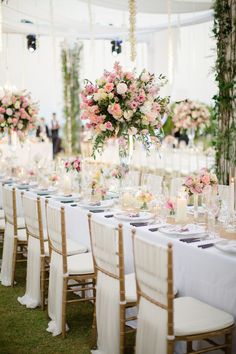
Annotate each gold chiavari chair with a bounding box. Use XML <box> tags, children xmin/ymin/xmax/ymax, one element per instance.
<box><xmin>1</xmin><ymin>186</ymin><xmax>27</xmax><ymax>286</ymax></box>
<box><xmin>21</xmin><ymin>194</ymin><xmax>50</xmax><ymax>309</ymax></box>
<box><xmin>46</xmin><ymin>202</ymin><xmax>95</xmax><ymax>337</ymax></box>
<box><xmin>88</xmin><ymin>215</ymin><xmax>137</xmax><ymax>354</ymax></box>
<box><xmin>132</xmin><ymin>232</ymin><xmax>235</xmax><ymax>354</ymax></box>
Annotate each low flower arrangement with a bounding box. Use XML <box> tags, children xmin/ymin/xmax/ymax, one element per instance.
<box><xmin>111</xmin><ymin>164</ymin><xmax>129</xmax><ymax>179</ymax></box>
<box><xmin>136</xmin><ymin>191</ymin><xmax>153</xmax><ymax>210</ymax></box>
<box><xmin>65</xmin><ymin>158</ymin><xmax>81</xmax><ymax>173</ymax></box>
<box><xmin>81</xmin><ymin>62</ymin><xmax>169</xmax><ymax>157</ymax></box>
<box><xmin>166</xmin><ymin>198</ymin><xmax>175</xmax><ymax>215</ymax></box>
<box><xmin>0</xmin><ymin>87</ymin><xmax>38</xmax><ymax>138</ymax></box>
<box><xmin>183</xmin><ymin>168</ymin><xmax>218</xmax><ymax>196</ymax></box>
<box><xmin>91</xmin><ymin>180</ymin><xmax>107</xmax><ymax>201</ymax></box>
<box><xmin>172</xmin><ymin>99</ymin><xmax>210</xmax><ymax>131</ymax></box>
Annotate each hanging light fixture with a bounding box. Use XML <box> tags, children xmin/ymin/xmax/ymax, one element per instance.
<box><xmin>111</xmin><ymin>40</ymin><xmax>122</xmax><ymax>56</ymax></box>
<box><xmin>26</xmin><ymin>34</ymin><xmax>37</xmax><ymax>52</ymax></box>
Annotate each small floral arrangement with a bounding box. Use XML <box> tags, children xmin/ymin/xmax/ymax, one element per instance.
<box><xmin>81</xmin><ymin>62</ymin><xmax>169</xmax><ymax>157</ymax></box>
<box><xmin>166</xmin><ymin>199</ymin><xmax>175</xmax><ymax>215</ymax></box>
<box><xmin>111</xmin><ymin>164</ymin><xmax>129</xmax><ymax>179</ymax></box>
<box><xmin>65</xmin><ymin>158</ymin><xmax>81</xmax><ymax>173</ymax></box>
<box><xmin>49</xmin><ymin>174</ymin><xmax>60</xmax><ymax>183</ymax></box>
<box><xmin>0</xmin><ymin>87</ymin><xmax>38</xmax><ymax>139</ymax></box>
<box><xmin>172</xmin><ymin>99</ymin><xmax>210</xmax><ymax>131</ymax></box>
<box><xmin>136</xmin><ymin>191</ymin><xmax>153</xmax><ymax>210</ymax></box>
<box><xmin>91</xmin><ymin>180</ymin><xmax>107</xmax><ymax>200</ymax></box>
<box><xmin>183</xmin><ymin>168</ymin><xmax>218</xmax><ymax>196</ymax></box>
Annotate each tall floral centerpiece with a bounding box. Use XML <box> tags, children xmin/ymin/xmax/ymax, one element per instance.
<box><xmin>172</xmin><ymin>99</ymin><xmax>210</xmax><ymax>147</ymax></box>
<box><xmin>81</xmin><ymin>62</ymin><xmax>169</xmax><ymax>159</ymax></box>
<box><xmin>0</xmin><ymin>87</ymin><xmax>38</xmax><ymax>142</ymax></box>
<box><xmin>64</xmin><ymin>157</ymin><xmax>81</xmax><ymax>193</ymax></box>
<box><xmin>183</xmin><ymin>168</ymin><xmax>218</xmax><ymax>220</ymax></box>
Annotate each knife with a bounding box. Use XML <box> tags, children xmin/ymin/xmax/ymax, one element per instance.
<box><xmin>198</xmin><ymin>243</ymin><xmax>214</xmax><ymax>249</ymax></box>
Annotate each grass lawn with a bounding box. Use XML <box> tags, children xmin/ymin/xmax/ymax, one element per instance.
<box><xmin>0</xmin><ymin>258</ymin><xmax>135</xmax><ymax>354</ymax></box>
<box><xmin>0</xmin><ymin>259</ymin><xmax>95</xmax><ymax>354</ymax></box>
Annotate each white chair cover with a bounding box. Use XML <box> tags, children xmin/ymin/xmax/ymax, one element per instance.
<box><xmin>46</xmin><ymin>203</ymin><xmax>65</xmax><ymax>336</ymax></box>
<box><xmin>0</xmin><ymin>186</ymin><xmax>25</xmax><ymax>286</ymax></box>
<box><xmin>18</xmin><ymin>194</ymin><xmax>45</xmax><ymax>308</ymax></box>
<box><xmin>133</xmin><ymin>236</ymin><xmax>169</xmax><ymax>354</ymax></box>
<box><xmin>90</xmin><ymin>219</ymin><xmax>120</xmax><ymax>354</ymax></box>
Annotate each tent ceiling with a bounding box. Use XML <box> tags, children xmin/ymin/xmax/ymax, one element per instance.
<box><xmin>79</xmin><ymin>0</ymin><xmax>213</xmax><ymax>14</ymax></box>
<box><xmin>1</xmin><ymin>0</ymin><xmax>213</xmax><ymax>40</ymax></box>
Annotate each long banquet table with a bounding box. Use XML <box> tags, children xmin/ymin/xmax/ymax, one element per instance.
<box><xmin>2</xmin><ymin>184</ymin><xmax>236</xmax><ymax>352</ymax></box>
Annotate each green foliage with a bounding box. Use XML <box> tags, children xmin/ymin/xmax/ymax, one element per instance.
<box><xmin>61</xmin><ymin>42</ymin><xmax>83</xmax><ymax>153</ymax></box>
<box><xmin>213</xmin><ymin>0</ymin><xmax>236</xmax><ymax>183</ymax></box>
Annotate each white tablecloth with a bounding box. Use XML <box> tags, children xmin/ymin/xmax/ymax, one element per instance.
<box><xmin>1</xmin><ymin>186</ymin><xmax>235</xmax><ymax>350</ymax></box>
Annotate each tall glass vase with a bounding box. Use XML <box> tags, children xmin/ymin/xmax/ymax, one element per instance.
<box><xmin>188</xmin><ymin>127</ymin><xmax>195</xmax><ymax>148</ymax></box>
<box><xmin>118</xmin><ymin>135</ymin><xmax>134</xmax><ymax>191</ymax></box>
<box><xmin>194</xmin><ymin>193</ymin><xmax>199</xmax><ymax>222</ymax></box>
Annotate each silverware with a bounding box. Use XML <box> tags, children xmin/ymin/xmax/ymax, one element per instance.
<box><xmin>198</xmin><ymin>243</ymin><xmax>214</xmax><ymax>249</ymax></box>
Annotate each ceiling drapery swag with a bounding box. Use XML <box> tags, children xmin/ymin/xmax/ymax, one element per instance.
<box><xmin>129</xmin><ymin>0</ymin><xmax>137</xmax><ymax>62</ymax></box>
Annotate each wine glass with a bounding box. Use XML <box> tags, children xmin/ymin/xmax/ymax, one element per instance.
<box><xmin>207</xmin><ymin>194</ymin><xmax>221</xmax><ymax>239</ymax></box>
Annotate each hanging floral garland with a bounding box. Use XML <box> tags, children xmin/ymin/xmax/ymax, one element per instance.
<box><xmin>129</xmin><ymin>0</ymin><xmax>137</xmax><ymax>62</ymax></box>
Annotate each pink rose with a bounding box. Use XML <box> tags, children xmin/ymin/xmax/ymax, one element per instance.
<box><xmin>130</xmin><ymin>101</ymin><xmax>138</xmax><ymax>110</ymax></box>
<box><xmin>201</xmin><ymin>174</ymin><xmax>210</xmax><ymax>185</ymax></box>
<box><xmin>166</xmin><ymin>199</ymin><xmax>174</xmax><ymax>210</ymax></box>
<box><xmin>104</xmin><ymin>83</ymin><xmax>114</xmax><ymax>93</ymax></box>
<box><xmin>0</xmin><ymin>107</ymin><xmax>5</xmax><ymax>114</ymax></box>
<box><xmin>105</xmin><ymin>121</ymin><xmax>114</xmax><ymax>131</ymax></box>
<box><xmin>184</xmin><ymin>176</ymin><xmax>193</xmax><ymax>187</ymax></box>
<box><xmin>124</xmin><ymin>72</ymin><xmax>133</xmax><ymax>80</ymax></box>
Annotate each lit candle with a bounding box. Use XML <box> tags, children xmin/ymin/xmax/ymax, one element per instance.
<box><xmin>63</xmin><ymin>175</ymin><xmax>71</xmax><ymax>195</ymax></box>
<box><xmin>175</xmin><ymin>195</ymin><xmax>187</xmax><ymax>223</ymax></box>
<box><xmin>230</xmin><ymin>177</ymin><xmax>235</xmax><ymax>214</ymax></box>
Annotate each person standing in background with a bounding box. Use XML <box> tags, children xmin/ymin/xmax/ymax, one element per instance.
<box><xmin>36</xmin><ymin>117</ymin><xmax>50</xmax><ymax>141</ymax></box>
<box><xmin>51</xmin><ymin>112</ymin><xmax>60</xmax><ymax>157</ymax></box>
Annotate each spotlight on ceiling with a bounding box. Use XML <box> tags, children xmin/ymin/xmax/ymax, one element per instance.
<box><xmin>26</xmin><ymin>34</ymin><xmax>37</xmax><ymax>53</ymax></box>
<box><xmin>111</xmin><ymin>40</ymin><xmax>122</xmax><ymax>56</ymax></box>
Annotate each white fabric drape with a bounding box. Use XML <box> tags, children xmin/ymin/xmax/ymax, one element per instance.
<box><xmin>0</xmin><ymin>222</ymin><xmax>14</xmax><ymax>286</ymax></box>
<box><xmin>17</xmin><ymin>236</ymin><xmax>41</xmax><ymax>308</ymax></box>
<box><xmin>91</xmin><ymin>271</ymin><xmax>120</xmax><ymax>354</ymax></box>
<box><xmin>136</xmin><ymin>297</ymin><xmax>168</xmax><ymax>354</ymax></box>
<box><xmin>47</xmin><ymin>251</ymin><xmax>67</xmax><ymax>336</ymax></box>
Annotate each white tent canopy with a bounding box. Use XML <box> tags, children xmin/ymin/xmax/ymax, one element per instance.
<box><xmin>1</xmin><ymin>0</ymin><xmax>213</xmax><ymax>40</ymax></box>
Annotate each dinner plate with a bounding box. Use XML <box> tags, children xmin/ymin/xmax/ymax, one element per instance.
<box><xmin>32</xmin><ymin>187</ymin><xmax>57</xmax><ymax>195</ymax></box>
<box><xmin>214</xmin><ymin>240</ymin><xmax>236</xmax><ymax>254</ymax></box>
<box><xmin>78</xmin><ymin>199</ymin><xmax>113</xmax><ymax>210</ymax></box>
<box><xmin>15</xmin><ymin>182</ymin><xmax>38</xmax><ymax>189</ymax></box>
<box><xmin>51</xmin><ymin>194</ymin><xmax>80</xmax><ymax>202</ymax></box>
<box><xmin>159</xmin><ymin>224</ymin><xmax>206</xmax><ymax>237</ymax></box>
<box><xmin>114</xmin><ymin>211</ymin><xmax>152</xmax><ymax>222</ymax></box>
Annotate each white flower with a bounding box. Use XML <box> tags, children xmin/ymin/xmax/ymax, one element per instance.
<box><xmin>124</xmin><ymin>110</ymin><xmax>133</xmax><ymax>120</ymax></box>
<box><xmin>6</xmin><ymin>108</ymin><xmax>13</xmax><ymax>116</ymax></box>
<box><xmin>18</xmin><ymin>123</ymin><xmax>23</xmax><ymax>130</ymax></box>
<box><xmin>140</xmin><ymin>101</ymin><xmax>152</xmax><ymax>115</ymax></box>
<box><xmin>14</xmin><ymin>102</ymin><xmax>20</xmax><ymax>109</ymax></box>
<box><xmin>93</xmin><ymin>93</ymin><xmax>100</xmax><ymax>101</ymax></box>
<box><xmin>117</xmin><ymin>82</ymin><xmax>128</xmax><ymax>95</ymax></box>
<box><xmin>140</xmin><ymin>71</ymin><xmax>150</xmax><ymax>82</ymax></box>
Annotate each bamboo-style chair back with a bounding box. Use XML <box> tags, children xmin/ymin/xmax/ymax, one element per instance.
<box><xmin>45</xmin><ymin>202</ymin><xmax>67</xmax><ymax>273</ymax></box>
<box><xmin>133</xmin><ymin>235</ymin><xmax>174</xmax><ymax>353</ymax></box>
<box><xmin>89</xmin><ymin>217</ymin><xmax>121</xmax><ymax>277</ymax></box>
<box><xmin>2</xmin><ymin>186</ymin><xmax>17</xmax><ymax>233</ymax></box>
<box><xmin>22</xmin><ymin>194</ymin><xmax>45</xmax><ymax>254</ymax></box>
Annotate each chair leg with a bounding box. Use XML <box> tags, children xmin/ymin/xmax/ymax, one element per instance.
<box><xmin>187</xmin><ymin>341</ymin><xmax>193</xmax><ymax>353</ymax></box>
<box><xmin>62</xmin><ymin>277</ymin><xmax>68</xmax><ymax>338</ymax></box>
<box><xmin>167</xmin><ymin>340</ymin><xmax>174</xmax><ymax>354</ymax></box>
<box><xmin>91</xmin><ymin>295</ymin><xmax>97</xmax><ymax>348</ymax></box>
<box><xmin>120</xmin><ymin>304</ymin><xmax>126</xmax><ymax>354</ymax></box>
<box><xmin>40</xmin><ymin>257</ymin><xmax>45</xmax><ymax>310</ymax></box>
<box><xmin>11</xmin><ymin>238</ymin><xmax>17</xmax><ymax>287</ymax></box>
<box><xmin>225</xmin><ymin>331</ymin><xmax>233</xmax><ymax>354</ymax></box>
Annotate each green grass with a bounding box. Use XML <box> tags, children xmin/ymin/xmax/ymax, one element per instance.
<box><xmin>0</xmin><ymin>259</ymin><xmax>135</xmax><ymax>354</ymax></box>
<box><xmin>0</xmin><ymin>260</ymin><xmax>94</xmax><ymax>354</ymax></box>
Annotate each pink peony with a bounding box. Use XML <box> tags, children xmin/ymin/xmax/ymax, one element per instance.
<box><xmin>201</xmin><ymin>174</ymin><xmax>210</xmax><ymax>185</ymax></box>
<box><xmin>184</xmin><ymin>176</ymin><xmax>194</xmax><ymax>187</ymax></box>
